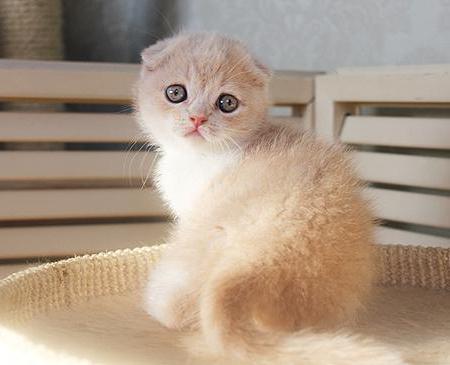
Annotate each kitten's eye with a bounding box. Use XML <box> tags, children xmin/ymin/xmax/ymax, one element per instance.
<box><xmin>217</xmin><ymin>94</ymin><xmax>239</xmax><ymax>113</ymax></box>
<box><xmin>165</xmin><ymin>84</ymin><xmax>187</xmax><ymax>103</ymax></box>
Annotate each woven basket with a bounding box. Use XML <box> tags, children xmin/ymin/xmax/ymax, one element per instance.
<box><xmin>0</xmin><ymin>244</ymin><xmax>449</xmax><ymax>364</ymax></box>
<box><xmin>0</xmin><ymin>0</ymin><xmax>63</xmax><ymax>60</ymax></box>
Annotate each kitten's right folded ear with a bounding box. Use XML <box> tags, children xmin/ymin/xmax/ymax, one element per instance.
<box><xmin>141</xmin><ymin>38</ymin><xmax>171</xmax><ymax>71</ymax></box>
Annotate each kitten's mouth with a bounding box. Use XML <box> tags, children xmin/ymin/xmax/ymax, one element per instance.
<box><xmin>184</xmin><ymin>129</ymin><xmax>205</xmax><ymax>139</ymax></box>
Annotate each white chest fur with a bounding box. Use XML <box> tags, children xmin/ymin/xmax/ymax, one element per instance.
<box><xmin>155</xmin><ymin>150</ymin><xmax>237</xmax><ymax>217</ymax></box>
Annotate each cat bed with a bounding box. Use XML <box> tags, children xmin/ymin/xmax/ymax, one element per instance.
<box><xmin>0</xmin><ymin>244</ymin><xmax>450</xmax><ymax>364</ymax></box>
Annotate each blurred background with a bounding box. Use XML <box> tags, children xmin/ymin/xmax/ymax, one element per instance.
<box><xmin>0</xmin><ymin>0</ymin><xmax>449</xmax><ymax>70</ymax></box>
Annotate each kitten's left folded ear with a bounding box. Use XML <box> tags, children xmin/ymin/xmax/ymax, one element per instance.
<box><xmin>141</xmin><ymin>38</ymin><xmax>171</xmax><ymax>71</ymax></box>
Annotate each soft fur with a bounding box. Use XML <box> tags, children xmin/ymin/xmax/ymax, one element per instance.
<box><xmin>136</xmin><ymin>33</ymin><xmax>393</xmax><ymax>363</ymax></box>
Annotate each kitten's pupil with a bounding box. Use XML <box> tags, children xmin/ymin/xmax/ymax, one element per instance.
<box><xmin>165</xmin><ymin>84</ymin><xmax>187</xmax><ymax>103</ymax></box>
<box><xmin>217</xmin><ymin>94</ymin><xmax>238</xmax><ymax>113</ymax></box>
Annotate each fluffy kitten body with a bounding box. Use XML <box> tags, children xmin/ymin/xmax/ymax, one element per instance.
<box><xmin>136</xmin><ymin>33</ymin><xmax>394</xmax><ymax>363</ymax></box>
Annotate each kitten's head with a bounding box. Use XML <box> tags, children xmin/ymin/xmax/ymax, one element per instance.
<box><xmin>136</xmin><ymin>33</ymin><xmax>271</xmax><ymax>153</ymax></box>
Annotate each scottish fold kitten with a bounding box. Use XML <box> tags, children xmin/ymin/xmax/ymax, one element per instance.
<box><xmin>136</xmin><ymin>33</ymin><xmax>402</xmax><ymax>364</ymax></box>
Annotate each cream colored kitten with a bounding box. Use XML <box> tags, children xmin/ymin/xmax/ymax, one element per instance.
<box><xmin>136</xmin><ymin>33</ymin><xmax>403</xmax><ymax>364</ymax></box>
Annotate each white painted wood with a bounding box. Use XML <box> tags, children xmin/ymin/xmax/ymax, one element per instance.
<box><xmin>342</xmin><ymin>116</ymin><xmax>450</xmax><ymax>149</ymax></box>
<box><xmin>315</xmin><ymin>68</ymin><xmax>450</xmax><ymax>140</ymax></box>
<box><xmin>354</xmin><ymin>152</ymin><xmax>450</xmax><ymax>190</ymax></box>
<box><xmin>376</xmin><ymin>226</ymin><xmax>450</xmax><ymax>247</ymax></box>
<box><xmin>316</xmin><ymin>71</ymin><xmax>450</xmax><ymax>104</ymax></box>
<box><xmin>269</xmin><ymin>71</ymin><xmax>317</xmax><ymax>105</ymax></box>
<box><xmin>0</xmin><ymin>189</ymin><xmax>167</xmax><ymax>221</ymax></box>
<box><xmin>0</xmin><ymin>264</ymin><xmax>36</xmax><ymax>279</ymax></box>
<box><xmin>315</xmin><ymin>67</ymin><xmax>450</xmax><ymax>245</ymax></box>
<box><xmin>0</xmin><ymin>60</ymin><xmax>139</xmax><ymax>103</ymax></box>
<box><xmin>270</xmin><ymin>116</ymin><xmax>304</xmax><ymax>129</ymax></box>
<box><xmin>337</xmin><ymin>64</ymin><xmax>450</xmax><ymax>75</ymax></box>
<box><xmin>0</xmin><ymin>222</ymin><xmax>170</xmax><ymax>258</ymax></box>
<box><xmin>0</xmin><ymin>59</ymin><xmax>314</xmax><ymax>106</ymax></box>
<box><xmin>0</xmin><ymin>112</ymin><xmax>143</xmax><ymax>142</ymax></box>
<box><xmin>366</xmin><ymin>188</ymin><xmax>450</xmax><ymax>229</ymax></box>
<box><xmin>0</xmin><ymin>151</ymin><xmax>156</xmax><ymax>183</ymax></box>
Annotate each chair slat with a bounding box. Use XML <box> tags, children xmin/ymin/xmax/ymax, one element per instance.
<box><xmin>342</xmin><ymin>116</ymin><xmax>450</xmax><ymax>149</ymax></box>
<box><xmin>269</xmin><ymin>71</ymin><xmax>316</xmax><ymax>105</ymax></box>
<box><xmin>354</xmin><ymin>152</ymin><xmax>450</xmax><ymax>190</ymax></box>
<box><xmin>269</xmin><ymin>117</ymin><xmax>305</xmax><ymax>130</ymax></box>
<box><xmin>0</xmin><ymin>189</ymin><xmax>167</xmax><ymax>221</ymax></box>
<box><xmin>0</xmin><ymin>264</ymin><xmax>35</xmax><ymax>279</ymax></box>
<box><xmin>0</xmin><ymin>151</ymin><xmax>156</xmax><ymax>183</ymax></box>
<box><xmin>0</xmin><ymin>60</ymin><xmax>314</xmax><ymax>106</ymax></box>
<box><xmin>366</xmin><ymin>188</ymin><xmax>450</xmax><ymax>229</ymax></box>
<box><xmin>0</xmin><ymin>112</ymin><xmax>143</xmax><ymax>142</ymax></box>
<box><xmin>0</xmin><ymin>60</ymin><xmax>138</xmax><ymax>103</ymax></box>
<box><xmin>316</xmin><ymin>71</ymin><xmax>450</xmax><ymax>103</ymax></box>
<box><xmin>376</xmin><ymin>226</ymin><xmax>450</xmax><ymax>247</ymax></box>
<box><xmin>0</xmin><ymin>222</ymin><xmax>170</xmax><ymax>258</ymax></box>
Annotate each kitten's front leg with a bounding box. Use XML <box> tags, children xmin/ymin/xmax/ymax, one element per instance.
<box><xmin>144</xmin><ymin>241</ymin><xmax>211</xmax><ymax>330</ymax></box>
<box><xmin>145</xmin><ymin>257</ymin><xmax>197</xmax><ymax>329</ymax></box>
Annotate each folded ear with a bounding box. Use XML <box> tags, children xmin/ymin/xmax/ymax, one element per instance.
<box><xmin>246</xmin><ymin>57</ymin><xmax>272</xmax><ymax>87</ymax></box>
<box><xmin>253</xmin><ymin>58</ymin><xmax>272</xmax><ymax>80</ymax></box>
<box><xmin>141</xmin><ymin>38</ymin><xmax>171</xmax><ymax>71</ymax></box>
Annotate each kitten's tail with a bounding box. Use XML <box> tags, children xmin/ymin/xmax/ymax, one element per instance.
<box><xmin>181</xmin><ymin>272</ymin><xmax>406</xmax><ymax>365</ymax></box>
<box><xmin>182</xmin><ymin>330</ymin><xmax>407</xmax><ymax>365</ymax></box>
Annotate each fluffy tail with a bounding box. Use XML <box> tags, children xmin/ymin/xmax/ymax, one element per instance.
<box><xmin>182</xmin><ymin>330</ymin><xmax>407</xmax><ymax>365</ymax></box>
<box><xmin>179</xmin><ymin>259</ymin><xmax>407</xmax><ymax>365</ymax></box>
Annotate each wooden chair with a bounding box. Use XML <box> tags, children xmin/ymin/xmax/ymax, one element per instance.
<box><xmin>0</xmin><ymin>60</ymin><xmax>315</xmax><ymax>277</ymax></box>
<box><xmin>315</xmin><ymin>66</ymin><xmax>450</xmax><ymax>247</ymax></box>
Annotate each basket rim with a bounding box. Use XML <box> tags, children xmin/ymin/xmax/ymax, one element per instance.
<box><xmin>0</xmin><ymin>243</ymin><xmax>449</xmax><ymax>324</ymax></box>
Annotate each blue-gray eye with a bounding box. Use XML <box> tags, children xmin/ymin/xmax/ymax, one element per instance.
<box><xmin>217</xmin><ymin>94</ymin><xmax>238</xmax><ymax>113</ymax></box>
<box><xmin>165</xmin><ymin>84</ymin><xmax>187</xmax><ymax>103</ymax></box>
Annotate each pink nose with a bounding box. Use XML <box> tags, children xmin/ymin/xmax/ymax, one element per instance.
<box><xmin>189</xmin><ymin>114</ymin><xmax>208</xmax><ymax>128</ymax></box>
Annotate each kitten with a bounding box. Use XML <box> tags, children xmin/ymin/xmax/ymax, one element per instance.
<box><xmin>136</xmin><ymin>33</ymin><xmax>401</xmax><ymax>364</ymax></box>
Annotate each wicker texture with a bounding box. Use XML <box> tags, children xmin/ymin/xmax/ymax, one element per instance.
<box><xmin>0</xmin><ymin>246</ymin><xmax>164</xmax><ymax>323</ymax></box>
<box><xmin>379</xmin><ymin>244</ymin><xmax>450</xmax><ymax>291</ymax></box>
<box><xmin>0</xmin><ymin>244</ymin><xmax>449</xmax><ymax>324</ymax></box>
<box><xmin>0</xmin><ymin>0</ymin><xmax>63</xmax><ymax>60</ymax></box>
<box><xmin>0</xmin><ymin>0</ymin><xmax>64</xmax><ymax>115</ymax></box>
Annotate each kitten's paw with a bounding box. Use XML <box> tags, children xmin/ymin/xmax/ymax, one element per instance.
<box><xmin>145</xmin><ymin>261</ymin><xmax>198</xmax><ymax>330</ymax></box>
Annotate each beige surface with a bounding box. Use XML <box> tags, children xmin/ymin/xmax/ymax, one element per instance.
<box><xmin>0</xmin><ymin>244</ymin><xmax>449</xmax><ymax>364</ymax></box>
<box><xmin>0</xmin><ymin>223</ymin><xmax>170</xmax><ymax>259</ymax></box>
<box><xmin>0</xmin><ymin>264</ymin><xmax>35</xmax><ymax>279</ymax></box>
<box><xmin>376</xmin><ymin>227</ymin><xmax>450</xmax><ymax>247</ymax></box>
<box><xmin>315</xmin><ymin>69</ymin><xmax>450</xmax><ymax>138</ymax></box>
<box><xmin>0</xmin><ymin>112</ymin><xmax>142</xmax><ymax>143</ymax></box>
<box><xmin>366</xmin><ymin>188</ymin><xmax>450</xmax><ymax>229</ymax></box>
<box><xmin>0</xmin><ymin>151</ymin><xmax>155</xmax><ymax>183</ymax></box>
<box><xmin>341</xmin><ymin>116</ymin><xmax>450</xmax><ymax>149</ymax></box>
<box><xmin>0</xmin><ymin>189</ymin><xmax>166</xmax><ymax>221</ymax></box>
<box><xmin>355</xmin><ymin>152</ymin><xmax>450</xmax><ymax>190</ymax></box>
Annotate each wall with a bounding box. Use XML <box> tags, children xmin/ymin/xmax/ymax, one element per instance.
<box><xmin>178</xmin><ymin>0</ymin><xmax>450</xmax><ymax>71</ymax></box>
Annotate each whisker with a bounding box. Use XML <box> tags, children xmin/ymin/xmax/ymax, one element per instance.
<box><xmin>124</xmin><ymin>133</ymin><xmax>147</xmax><ymax>186</ymax></box>
<box><xmin>152</xmin><ymin>6</ymin><xmax>178</xmax><ymax>37</ymax></box>
<box><xmin>116</xmin><ymin>105</ymin><xmax>134</xmax><ymax>114</ymax></box>
<box><xmin>141</xmin><ymin>148</ymin><xmax>159</xmax><ymax>190</ymax></box>
<box><xmin>226</xmin><ymin>135</ymin><xmax>243</xmax><ymax>153</ymax></box>
<box><xmin>127</xmin><ymin>139</ymin><xmax>149</xmax><ymax>186</ymax></box>
<box><xmin>139</xmin><ymin>142</ymin><xmax>155</xmax><ymax>187</ymax></box>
